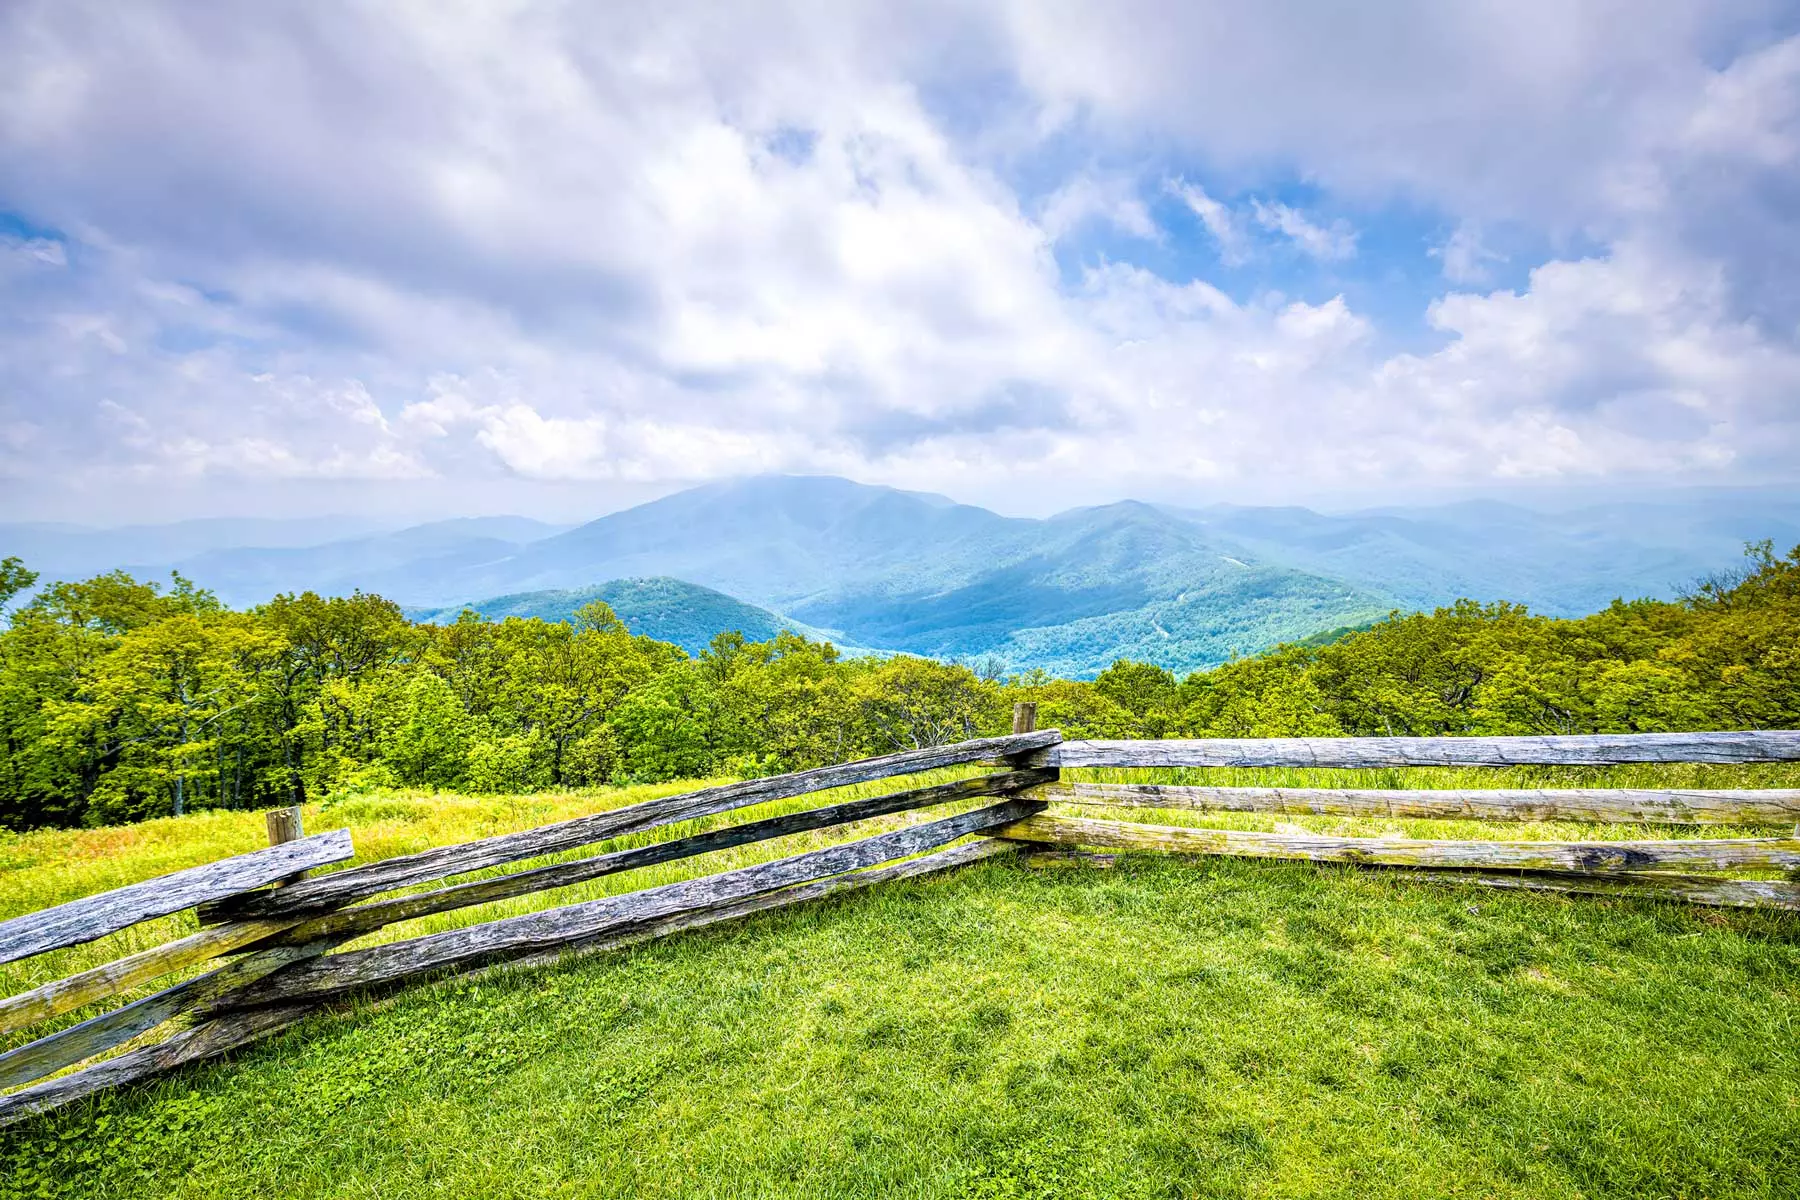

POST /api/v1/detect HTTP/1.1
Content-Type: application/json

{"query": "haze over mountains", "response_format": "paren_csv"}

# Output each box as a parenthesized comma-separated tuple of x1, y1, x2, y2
(5, 477, 1797, 678)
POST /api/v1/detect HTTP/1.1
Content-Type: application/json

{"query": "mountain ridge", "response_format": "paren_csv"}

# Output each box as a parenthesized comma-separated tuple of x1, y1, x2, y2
(7, 475, 1797, 677)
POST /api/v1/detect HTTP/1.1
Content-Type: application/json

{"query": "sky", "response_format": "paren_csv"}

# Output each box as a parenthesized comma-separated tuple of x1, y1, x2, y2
(3, 1, 1800, 523)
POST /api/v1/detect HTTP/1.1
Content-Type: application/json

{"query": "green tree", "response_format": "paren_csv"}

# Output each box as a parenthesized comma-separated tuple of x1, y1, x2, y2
(0, 557, 37, 610)
(382, 672, 477, 789)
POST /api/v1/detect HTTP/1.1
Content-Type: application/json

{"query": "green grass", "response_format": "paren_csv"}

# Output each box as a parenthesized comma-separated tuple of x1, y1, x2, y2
(3, 764, 1799, 1197)
(3, 854, 1797, 1198)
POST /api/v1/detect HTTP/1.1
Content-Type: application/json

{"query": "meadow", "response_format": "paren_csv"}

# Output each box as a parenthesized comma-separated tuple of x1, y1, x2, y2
(3, 761, 1798, 1198)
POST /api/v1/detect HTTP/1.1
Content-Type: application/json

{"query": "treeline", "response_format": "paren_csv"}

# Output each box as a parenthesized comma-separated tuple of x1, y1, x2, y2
(0, 544, 1795, 831)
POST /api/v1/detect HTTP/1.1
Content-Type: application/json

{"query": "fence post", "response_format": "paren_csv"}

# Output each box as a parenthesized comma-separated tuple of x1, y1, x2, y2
(1012, 702, 1038, 736)
(1003, 701, 1054, 859)
(266, 806, 307, 886)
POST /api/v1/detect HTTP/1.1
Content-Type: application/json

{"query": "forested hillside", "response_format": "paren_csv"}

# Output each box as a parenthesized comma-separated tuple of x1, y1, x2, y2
(0, 543, 1795, 832)
(403, 577, 850, 656)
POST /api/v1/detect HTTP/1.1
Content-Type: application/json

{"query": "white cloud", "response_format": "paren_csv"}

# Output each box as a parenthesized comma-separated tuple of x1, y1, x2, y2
(997, 0, 1772, 227)
(1251, 200, 1357, 261)
(1371, 242, 1800, 478)
(0, 1, 1795, 519)
(2, 235, 66, 269)
(1431, 221, 1505, 284)
(1039, 175, 1159, 241)
(1168, 179, 1249, 265)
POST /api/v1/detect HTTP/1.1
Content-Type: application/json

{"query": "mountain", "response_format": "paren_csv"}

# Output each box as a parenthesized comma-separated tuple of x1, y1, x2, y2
(390, 479, 1389, 675)
(8, 476, 1795, 678)
(0, 516, 572, 611)
(0, 516, 400, 586)
(439, 476, 1033, 606)
(405, 577, 851, 656)
(767, 499, 1386, 675)
(1167, 492, 1800, 616)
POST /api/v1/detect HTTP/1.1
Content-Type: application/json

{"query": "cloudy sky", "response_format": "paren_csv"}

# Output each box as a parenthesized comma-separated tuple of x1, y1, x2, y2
(3, 1, 1799, 522)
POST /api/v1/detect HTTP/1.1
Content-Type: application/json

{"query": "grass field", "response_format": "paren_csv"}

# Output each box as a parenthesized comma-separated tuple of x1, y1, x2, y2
(3, 763, 1799, 1198)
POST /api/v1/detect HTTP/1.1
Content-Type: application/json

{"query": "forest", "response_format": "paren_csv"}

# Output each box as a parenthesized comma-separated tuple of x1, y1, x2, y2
(0, 542, 1795, 831)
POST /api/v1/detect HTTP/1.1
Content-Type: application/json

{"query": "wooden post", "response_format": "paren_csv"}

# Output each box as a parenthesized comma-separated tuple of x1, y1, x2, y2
(266, 807, 307, 885)
(1012, 702, 1038, 735)
(1000, 702, 1052, 851)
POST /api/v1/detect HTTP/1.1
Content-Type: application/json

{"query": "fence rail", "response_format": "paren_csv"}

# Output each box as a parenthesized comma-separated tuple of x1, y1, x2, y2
(1035, 730, 1800, 769)
(4, 721, 1799, 1127)
(0, 729, 1055, 1126)
(1042, 782, 1800, 824)
(999, 813, 1800, 873)
(0, 831, 352, 966)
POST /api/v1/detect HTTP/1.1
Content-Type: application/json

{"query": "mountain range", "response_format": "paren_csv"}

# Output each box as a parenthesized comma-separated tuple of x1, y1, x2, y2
(5, 477, 1797, 678)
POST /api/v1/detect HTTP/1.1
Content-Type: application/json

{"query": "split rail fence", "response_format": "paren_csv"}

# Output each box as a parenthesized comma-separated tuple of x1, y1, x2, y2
(1, 712, 1797, 1126)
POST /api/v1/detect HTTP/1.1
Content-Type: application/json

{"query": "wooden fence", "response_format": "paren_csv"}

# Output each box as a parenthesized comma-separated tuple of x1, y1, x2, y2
(0, 731, 1057, 1125)
(1002, 730, 1800, 909)
(2, 717, 1798, 1126)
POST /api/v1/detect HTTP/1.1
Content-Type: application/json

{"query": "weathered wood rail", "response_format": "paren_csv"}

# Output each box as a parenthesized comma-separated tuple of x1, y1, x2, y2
(0, 831, 352, 966)
(0, 730, 1057, 1126)
(4, 721, 1798, 1127)
(1006, 728, 1800, 912)
(1041, 782, 1800, 825)
(1031, 731, 1800, 769)
(1000, 813, 1800, 875)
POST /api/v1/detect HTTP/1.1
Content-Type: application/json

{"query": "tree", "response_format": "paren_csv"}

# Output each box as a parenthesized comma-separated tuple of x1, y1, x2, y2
(0, 557, 37, 610)
(381, 672, 476, 789)
(77, 612, 271, 820)
(488, 606, 665, 786)
(1094, 659, 1181, 736)
(856, 656, 997, 751)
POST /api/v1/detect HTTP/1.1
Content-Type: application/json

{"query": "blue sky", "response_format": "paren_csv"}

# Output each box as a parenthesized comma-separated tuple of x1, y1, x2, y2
(2, 2, 1799, 522)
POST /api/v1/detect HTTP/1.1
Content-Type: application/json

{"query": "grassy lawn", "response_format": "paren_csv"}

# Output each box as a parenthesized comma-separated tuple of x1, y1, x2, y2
(3, 764, 1798, 1198)
(2, 852, 1797, 1197)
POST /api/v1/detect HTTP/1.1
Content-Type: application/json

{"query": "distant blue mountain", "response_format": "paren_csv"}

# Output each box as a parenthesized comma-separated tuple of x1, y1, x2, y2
(7, 476, 1796, 677)
(0, 515, 400, 582)
(1167, 492, 1800, 617)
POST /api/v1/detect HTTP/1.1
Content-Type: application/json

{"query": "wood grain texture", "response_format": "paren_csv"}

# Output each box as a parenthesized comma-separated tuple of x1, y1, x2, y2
(0, 918, 299, 1036)
(264, 807, 308, 885)
(0, 936, 344, 1090)
(0, 1003, 315, 1128)
(214, 796, 1045, 1010)
(996, 813, 1800, 873)
(0, 830, 354, 966)
(1382, 869, 1800, 910)
(264, 769, 1056, 948)
(205, 731, 1062, 923)
(1043, 782, 1800, 825)
(1035, 730, 1800, 769)
(1012, 702, 1039, 735)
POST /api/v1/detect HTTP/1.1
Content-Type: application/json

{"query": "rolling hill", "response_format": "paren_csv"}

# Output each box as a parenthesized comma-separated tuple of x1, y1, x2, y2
(404, 577, 852, 657)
